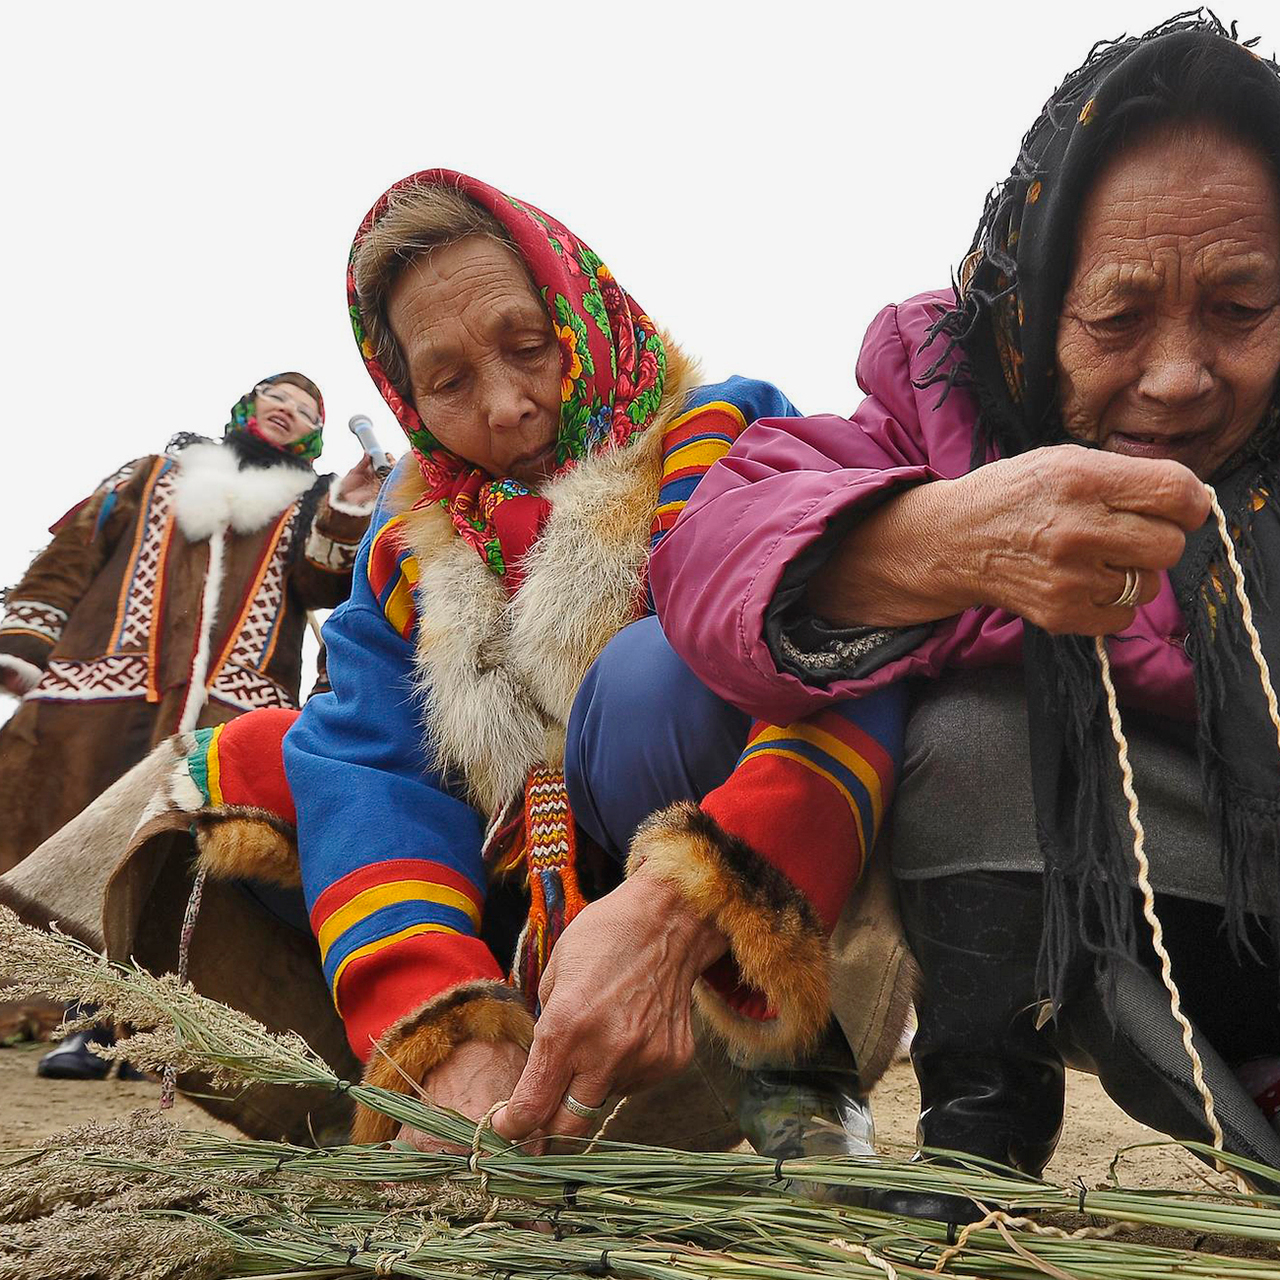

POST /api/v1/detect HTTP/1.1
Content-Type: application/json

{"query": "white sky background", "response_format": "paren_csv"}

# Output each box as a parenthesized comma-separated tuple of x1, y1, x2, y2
(2, 0, 1277, 727)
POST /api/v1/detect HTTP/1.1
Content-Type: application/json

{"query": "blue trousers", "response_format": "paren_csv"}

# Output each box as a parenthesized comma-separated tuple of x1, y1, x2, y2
(566, 614, 907, 869)
(566, 616, 752, 861)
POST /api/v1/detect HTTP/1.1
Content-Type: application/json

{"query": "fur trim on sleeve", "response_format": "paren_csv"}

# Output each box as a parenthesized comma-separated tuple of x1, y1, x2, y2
(0, 653, 43, 694)
(326, 476, 377, 518)
(351, 981, 535, 1144)
(627, 801, 830, 1065)
(193, 807, 300, 888)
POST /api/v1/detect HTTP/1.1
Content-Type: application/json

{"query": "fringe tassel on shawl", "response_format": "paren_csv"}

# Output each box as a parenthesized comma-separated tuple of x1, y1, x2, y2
(1035, 468, 1280, 1013)
(1185, 485, 1280, 961)
(1028, 628, 1137, 1012)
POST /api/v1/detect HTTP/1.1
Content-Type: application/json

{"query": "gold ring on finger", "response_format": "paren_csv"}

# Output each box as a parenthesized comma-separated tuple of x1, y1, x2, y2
(1109, 568, 1142, 610)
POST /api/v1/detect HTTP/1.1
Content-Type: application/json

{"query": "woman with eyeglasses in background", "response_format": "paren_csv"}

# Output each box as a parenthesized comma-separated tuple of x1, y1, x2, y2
(0, 371, 381, 892)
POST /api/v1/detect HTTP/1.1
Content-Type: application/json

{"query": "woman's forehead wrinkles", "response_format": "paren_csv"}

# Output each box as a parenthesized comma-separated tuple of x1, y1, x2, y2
(407, 303, 546, 374)
(1079, 245, 1278, 295)
(1073, 259, 1160, 300)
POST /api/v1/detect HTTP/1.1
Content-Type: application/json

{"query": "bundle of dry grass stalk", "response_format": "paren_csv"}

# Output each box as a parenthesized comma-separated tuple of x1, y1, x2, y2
(6, 904, 1280, 1280)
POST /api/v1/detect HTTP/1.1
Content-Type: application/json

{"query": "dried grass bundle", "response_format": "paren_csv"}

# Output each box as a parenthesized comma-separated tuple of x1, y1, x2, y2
(10, 906, 1280, 1279)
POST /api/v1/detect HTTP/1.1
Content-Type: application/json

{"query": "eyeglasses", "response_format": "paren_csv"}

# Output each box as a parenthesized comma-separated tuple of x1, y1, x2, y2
(255, 385, 322, 429)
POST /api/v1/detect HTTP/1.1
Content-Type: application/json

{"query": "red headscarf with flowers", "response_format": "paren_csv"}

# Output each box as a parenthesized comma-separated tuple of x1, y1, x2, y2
(348, 171, 667, 588)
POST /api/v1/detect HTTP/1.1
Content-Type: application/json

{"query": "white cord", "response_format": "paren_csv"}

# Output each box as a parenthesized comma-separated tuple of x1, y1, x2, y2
(1089, 480, 1280, 1195)
(1094, 636, 1227, 1159)
(1206, 486, 1280, 754)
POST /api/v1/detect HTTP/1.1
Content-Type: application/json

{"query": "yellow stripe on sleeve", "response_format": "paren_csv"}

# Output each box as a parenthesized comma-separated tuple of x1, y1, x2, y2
(205, 722, 227, 807)
(330, 922, 458, 1009)
(317, 878, 483, 960)
(663, 438, 736, 474)
(747, 722, 887, 828)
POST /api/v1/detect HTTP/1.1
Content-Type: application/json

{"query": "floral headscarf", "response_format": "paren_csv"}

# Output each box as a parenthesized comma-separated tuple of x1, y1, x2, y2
(348, 170, 667, 583)
(224, 372, 326, 463)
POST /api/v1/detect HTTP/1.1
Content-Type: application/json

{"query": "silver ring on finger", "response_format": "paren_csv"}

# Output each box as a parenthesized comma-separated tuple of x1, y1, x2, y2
(1109, 568, 1142, 610)
(561, 1092, 604, 1121)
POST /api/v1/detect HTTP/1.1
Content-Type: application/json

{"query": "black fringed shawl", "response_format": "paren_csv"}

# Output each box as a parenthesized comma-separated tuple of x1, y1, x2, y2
(919, 11, 1280, 1005)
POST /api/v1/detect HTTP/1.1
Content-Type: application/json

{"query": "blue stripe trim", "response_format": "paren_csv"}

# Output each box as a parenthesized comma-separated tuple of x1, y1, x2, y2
(320, 899, 475, 989)
(655, 475, 702, 504)
(738, 735, 876, 832)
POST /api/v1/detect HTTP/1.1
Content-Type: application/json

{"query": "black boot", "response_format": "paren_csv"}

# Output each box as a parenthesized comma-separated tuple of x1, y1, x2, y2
(737, 1020, 875, 1204)
(870, 873, 1064, 1224)
(35, 1003, 138, 1081)
(1055, 951, 1280, 1192)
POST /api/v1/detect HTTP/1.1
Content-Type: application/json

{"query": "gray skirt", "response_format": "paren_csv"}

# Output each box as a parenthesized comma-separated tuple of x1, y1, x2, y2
(886, 668, 1267, 912)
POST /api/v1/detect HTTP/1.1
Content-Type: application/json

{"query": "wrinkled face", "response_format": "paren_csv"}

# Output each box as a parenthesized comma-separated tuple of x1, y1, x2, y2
(253, 382, 322, 447)
(1056, 123, 1280, 479)
(387, 235, 562, 489)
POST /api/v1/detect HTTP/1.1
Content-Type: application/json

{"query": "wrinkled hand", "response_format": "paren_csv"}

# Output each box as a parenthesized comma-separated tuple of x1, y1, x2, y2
(396, 1037, 530, 1155)
(492, 870, 728, 1145)
(956, 444, 1209, 635)
(0, 668, 27, 697)
(336, 452, 394, 508)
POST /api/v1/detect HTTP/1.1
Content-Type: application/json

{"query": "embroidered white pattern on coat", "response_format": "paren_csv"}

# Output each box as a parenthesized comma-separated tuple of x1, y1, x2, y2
(0, 601, 68, 644)
(223, 520, 295, 669)
(206, 514, 297, 713)
(27, 655, 150, 702)
(208, 663, 291, 713)
(111, 466, 177, 654)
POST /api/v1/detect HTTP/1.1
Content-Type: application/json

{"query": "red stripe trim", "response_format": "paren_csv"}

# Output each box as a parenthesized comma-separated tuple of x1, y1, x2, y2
(310, 857, 484, 933)
(368, 519, 408, 601)
(662, 408, 744, 451)
(660, 463, 723, 487)
(336, 933, 504, 1059)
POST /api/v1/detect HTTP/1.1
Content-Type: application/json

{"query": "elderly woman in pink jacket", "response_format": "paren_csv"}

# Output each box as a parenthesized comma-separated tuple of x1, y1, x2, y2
(640, 15, 1280, 1220)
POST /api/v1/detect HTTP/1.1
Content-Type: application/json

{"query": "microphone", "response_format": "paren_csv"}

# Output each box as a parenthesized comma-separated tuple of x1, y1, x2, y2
(348, 414, 393, 479)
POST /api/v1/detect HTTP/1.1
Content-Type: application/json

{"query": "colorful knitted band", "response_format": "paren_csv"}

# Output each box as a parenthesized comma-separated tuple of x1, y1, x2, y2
(511, 769, 585, 1011)
(348, 170, 667, 585)
(224, 372, 326, 462)
(186, 725, 224, 806)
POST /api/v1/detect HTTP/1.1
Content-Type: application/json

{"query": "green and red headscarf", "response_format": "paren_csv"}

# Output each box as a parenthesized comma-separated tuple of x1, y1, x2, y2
(348, 170, 667, 583)
(224, 371, 326, 463)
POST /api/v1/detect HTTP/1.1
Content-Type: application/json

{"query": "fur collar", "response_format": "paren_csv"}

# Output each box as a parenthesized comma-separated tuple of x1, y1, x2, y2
(171, 442, 313, 542)
(399, 344, 697, 817)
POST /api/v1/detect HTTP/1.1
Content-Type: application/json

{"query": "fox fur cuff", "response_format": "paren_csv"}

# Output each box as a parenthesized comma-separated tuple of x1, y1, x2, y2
(352, 981, 535, 1144)
(193, 807, 301, 888)
(627, 800, 830, 1064)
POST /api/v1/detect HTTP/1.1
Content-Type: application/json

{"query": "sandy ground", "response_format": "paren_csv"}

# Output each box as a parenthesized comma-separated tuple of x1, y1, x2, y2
(0, 1041, 239, 1145)
(0, 1037, 1209, 1193)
